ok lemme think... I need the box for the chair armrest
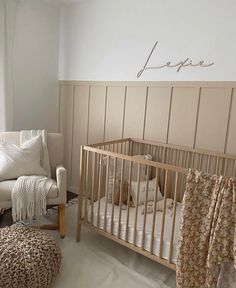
[56,165,67,204]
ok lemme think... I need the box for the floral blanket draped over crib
[177,169,236,288]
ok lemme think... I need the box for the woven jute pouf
[0,226,61,288]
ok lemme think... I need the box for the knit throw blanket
[12,130,53,222]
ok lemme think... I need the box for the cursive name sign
[137,41,214,78]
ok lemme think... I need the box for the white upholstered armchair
[0,132,67,237]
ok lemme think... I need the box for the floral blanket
[177,169,236,288]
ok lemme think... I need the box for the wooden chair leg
[58,204,66,238]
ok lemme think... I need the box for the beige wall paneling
[168,87,199,147]
[70,85,89,193]
[226,88,236,154]
[105,86,125,140]
[59,85,74,184]
[88,86,107,144]
[144,87,171,143]
[123,86,147,138]
[195,87,232,152]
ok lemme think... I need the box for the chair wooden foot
[58,204,66,238]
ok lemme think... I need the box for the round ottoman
[0,226,61,288]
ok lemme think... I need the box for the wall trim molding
[59,80,236,87]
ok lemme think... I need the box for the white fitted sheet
[88,198,182,264]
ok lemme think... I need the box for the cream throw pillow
[0,136,47,181]
[131,178,163,206]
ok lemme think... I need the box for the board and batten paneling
[88,86,107,144]
[195,87,232,152]
[144,87,171,142]
[168,87,199,147]
[105,86,125,140]
[226,89,236,154]
[70,85,89,192]
[58,81,236,193]
[59,85,74,183]
[123,86,147,138]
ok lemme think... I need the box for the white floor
[45,204,176,288]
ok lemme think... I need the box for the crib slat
[216,156,219,174]
[234,160,236,177]
[181,151,188,196]
[207,155,211,173]
[110,157,117,235]
[118,159,125,239]
[170,148,173,164]
[96,154,102,228]
[176,149,180,166]
[85,151,89,221]
[169,172,178,263]
[125,161,133,242]
[141,166,150,249]
[191,152,195,168]
[159,169,169,258]
[103,156,110,232]
[198,153,203,170]
[133,163,141,246]
[150,168,159,254]
[90,153,97,226]
[223,158,228,176]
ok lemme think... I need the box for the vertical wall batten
[86,86,91,145]
[226,89,236,154]
[121,86,127,139]
[193,87,201,149]
[142,86,149,140]
[103,86,108,141]
[166,87,173,144]
[57,84,61,133]
[224,88,234,153]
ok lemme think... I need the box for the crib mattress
[88,198,182,264]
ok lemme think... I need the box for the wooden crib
[76,138,236,270]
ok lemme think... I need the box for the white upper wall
[59,0,236,81]
[13,0,60,132]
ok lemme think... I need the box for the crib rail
[77,144,187,270]
[77,138,236,270]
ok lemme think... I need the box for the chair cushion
[0,179,58,202]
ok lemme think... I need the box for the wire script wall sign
[137,41,214,78]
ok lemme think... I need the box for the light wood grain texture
[77,138,236,271]
[195,87,232,152]
[105,86,125,140]
[59,204,66,238]
[88,86,106,144]
[168,87,199,147]
[144,87,171,142]
[123,86,147,138]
